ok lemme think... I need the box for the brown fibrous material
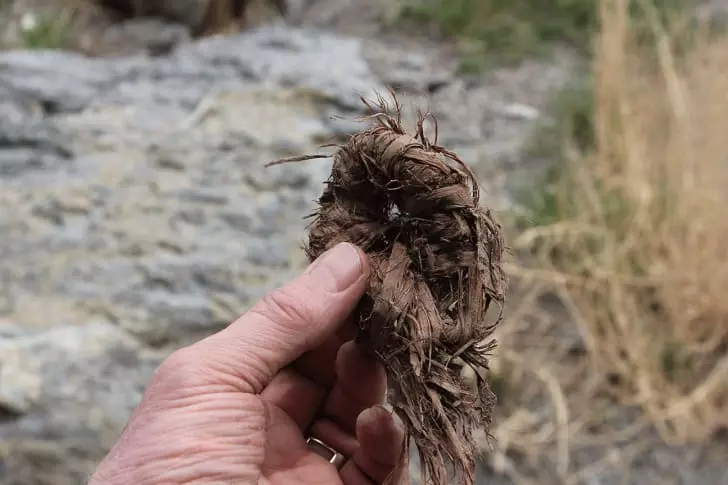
[271,92,507,485]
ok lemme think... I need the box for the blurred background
[1,0,727,484]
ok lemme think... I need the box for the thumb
[192,242,368,393]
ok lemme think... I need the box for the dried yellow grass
[486,0,728,482]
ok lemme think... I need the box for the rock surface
[0,22,576,485]
[0,323,162,485]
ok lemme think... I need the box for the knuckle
[158,347,197,375]
[150,347,208,391]
[151,344,263,397]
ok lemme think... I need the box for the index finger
[293,317,357,388]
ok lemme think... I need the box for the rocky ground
[0,4,578,482]
[0,2,726,485]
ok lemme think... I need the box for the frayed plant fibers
[270,92,507,485]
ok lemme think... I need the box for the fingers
[261,337,384,432]
[258,320,355,429]
[188,242,368,393]
[308,418,359,458]
[340,406,408,485]
[321,342,387,433]
[258,368,323,429]
[294,317,357,388]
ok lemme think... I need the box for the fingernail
[309,242,363,292]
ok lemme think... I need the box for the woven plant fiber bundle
[273,92,507,485]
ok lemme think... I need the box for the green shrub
[20,12,74,49]
[511,77,594,229]
[12,5,84,51]
[399,0,689,68]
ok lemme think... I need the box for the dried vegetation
[492,0,728,482]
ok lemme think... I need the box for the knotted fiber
[271,92,506,485]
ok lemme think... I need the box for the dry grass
[485,0,728,482]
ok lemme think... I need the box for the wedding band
[306,436,346,470]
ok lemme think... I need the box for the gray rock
[321,107,371,137]
[0,24,384,130]
[0,94,43,124]
[245,237,292,268]
[0,149,69,177]
[221,194,294,238]
[269,137,305,155]
[0,51,113,113]
[175,207,207,225]
[113,290,229,345]
[101,18,193,56]
[172,25,383,110]
[367,47,454,93]
[220,207,255,231]
[154,151,187,170]
[0,118,71,153]
[139,255,238,294]
[176,188,230,205]
[0,323,163,485]
[0,120,71,179]
[0,321,24,339]
[0,292,15,315]
[31,191,95,226]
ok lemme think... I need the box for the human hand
[89,242,407,485]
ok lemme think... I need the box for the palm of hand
[91,331,402,485]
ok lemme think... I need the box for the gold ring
[305,436,346,470]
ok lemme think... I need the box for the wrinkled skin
[89,243,408,485]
